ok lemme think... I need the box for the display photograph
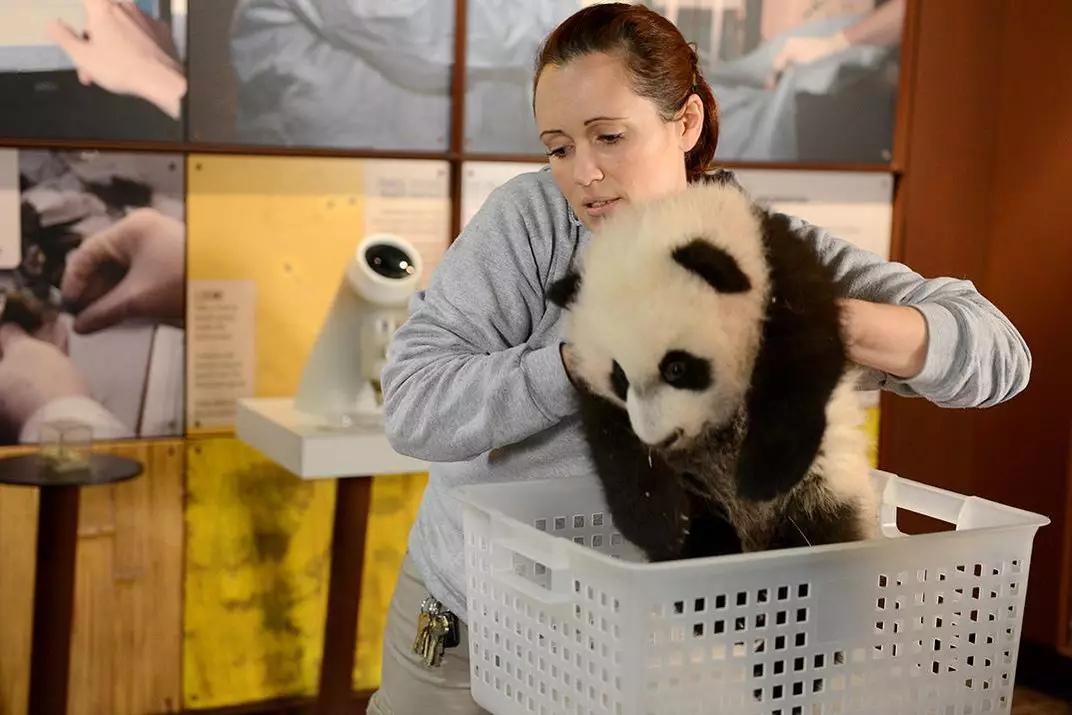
[0,149,186,446]
[464,0,904,164]
[0,0,187,143]
[186,0,455,152]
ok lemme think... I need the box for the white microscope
[292,233,423,429]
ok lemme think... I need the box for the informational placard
[361,159,451,288]
[734,169,895,259]
[186,279,256,431]
[0,150,18,270]
[460,161,543,230]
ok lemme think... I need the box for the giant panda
[547,170,878,562]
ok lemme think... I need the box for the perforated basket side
[627,525,1042,714]
[461,488,649,715]
[456,471,1050,715]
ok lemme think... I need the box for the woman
[370,4,1030,713]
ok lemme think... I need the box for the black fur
[734,210,847,502]
[609,360,629,401]
[768,486,868,549]
[576,389,742,561]
[672,239,752,294]
[705,168,741,188]
[547,269,581,309]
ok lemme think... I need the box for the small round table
[0,452,143,715]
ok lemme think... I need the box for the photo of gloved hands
[62,207,186,335]
[0,151,187,446]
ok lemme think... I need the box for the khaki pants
[366,553,489,714]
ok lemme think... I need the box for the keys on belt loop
[413,596,458,668]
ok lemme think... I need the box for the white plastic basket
[455,470,1050,715]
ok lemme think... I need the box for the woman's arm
[786,216,1031,408]
[380,178,577,463]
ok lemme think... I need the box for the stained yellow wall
[182,438,426,707]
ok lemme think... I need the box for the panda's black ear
[703,168,742,189]
[672,239,751,294]
[547,269,582,309]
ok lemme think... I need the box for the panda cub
[547,170,878,562]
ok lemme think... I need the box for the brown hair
[534,2,719,181]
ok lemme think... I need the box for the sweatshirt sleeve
[380,181,579,462]
[786,215,1031,408]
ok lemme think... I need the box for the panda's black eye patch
[610,360,629,401]
[660,350,711,390]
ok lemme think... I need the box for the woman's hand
[838,298,928,380]
[48,0,187,119]
[60,208,186,335]
[771,32,851,77]
[560,342,582,390]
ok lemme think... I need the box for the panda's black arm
[576,391,694,562]
[735,212,848,503]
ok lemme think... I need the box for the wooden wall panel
[972,0,1072,647]
[0,440,184,715]
[879,0,1003,494]
[0,451,36,715]
[882,0,1072,648]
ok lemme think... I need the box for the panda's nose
[656,429,684,450]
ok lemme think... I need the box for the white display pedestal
[235,396,428,715]
[235,397,427,479]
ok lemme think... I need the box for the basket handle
[879,474,967,529]
[488,512,573,609]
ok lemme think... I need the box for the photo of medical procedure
[184,0,902,163]
[0,149,186,446]
[0,0,187,142]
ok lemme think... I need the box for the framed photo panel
[0,148,187,447]
[0,0,187,142]
[464,0,904,164]
[186,0,455,152]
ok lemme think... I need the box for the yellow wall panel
[0,440,184,715]
[865,406,881,468]
[354,471,428,691]
[185,154,369,418]
[184,156,438,705]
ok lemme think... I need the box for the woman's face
[534,52,704,230]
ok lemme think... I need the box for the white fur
[809,369,880,538]
[567,180,772,446]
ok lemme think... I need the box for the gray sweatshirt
[381,167,1031,619]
